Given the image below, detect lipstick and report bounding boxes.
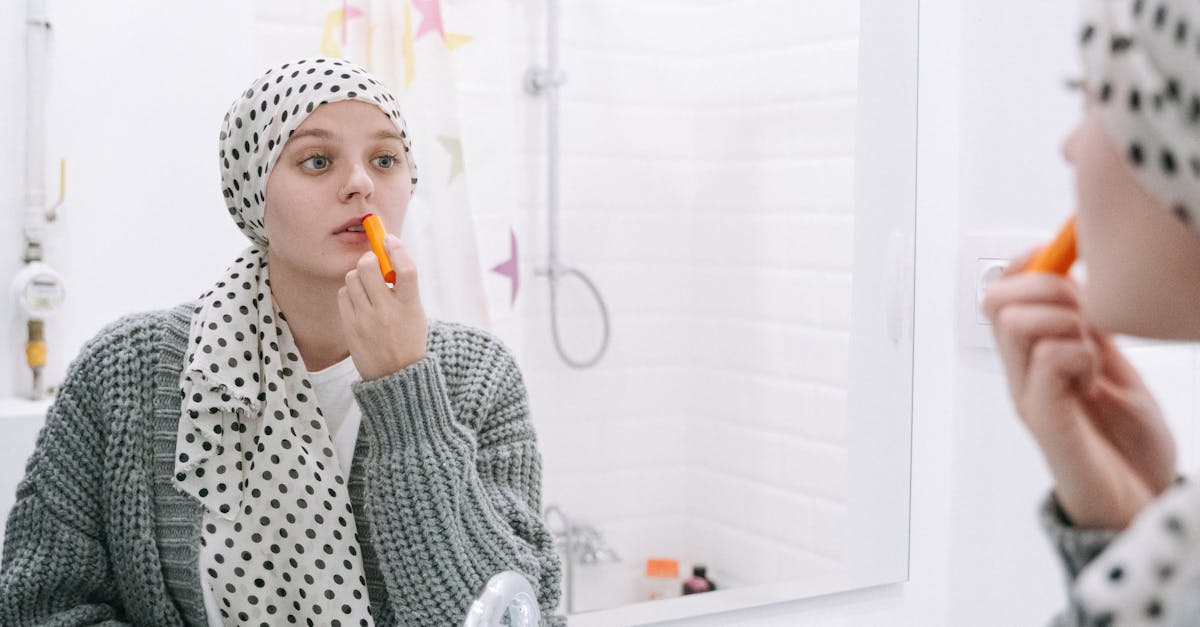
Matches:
[1026,216,1077,276]
[361,214,396,283]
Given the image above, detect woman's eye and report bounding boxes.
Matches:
[374,155,397,169]
[302,155,329,170]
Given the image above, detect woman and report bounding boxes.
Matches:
[984,0,1200,624]
[0,57,562,626]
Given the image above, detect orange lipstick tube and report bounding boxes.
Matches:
[1026,216,1077,276]
[361,214,396,283]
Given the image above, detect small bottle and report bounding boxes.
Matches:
[641,558,679,601]
[681,565,716,595]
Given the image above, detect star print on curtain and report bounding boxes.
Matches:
[317,0,514,329]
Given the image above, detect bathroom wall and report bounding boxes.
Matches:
[1,0,24,395]
[500,0,862,603]
[682,0,859,587]
[2,1,259,399]
[511,4,699,605]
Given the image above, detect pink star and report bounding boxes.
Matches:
[412,0,445,40]
[341,1,364,46]
[490,230,520,307]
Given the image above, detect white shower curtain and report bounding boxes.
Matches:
[316,0,526,332]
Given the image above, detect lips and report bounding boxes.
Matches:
[334,217,369,234]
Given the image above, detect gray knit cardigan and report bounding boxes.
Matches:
[0,303,564,626]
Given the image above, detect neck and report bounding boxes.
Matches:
[266,256,349,372]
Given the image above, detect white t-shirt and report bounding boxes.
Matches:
[201,356,363,626]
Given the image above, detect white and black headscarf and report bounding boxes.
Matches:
[1079,0,1200,227]
[1072,3,1200,624]
[171,57,416,626]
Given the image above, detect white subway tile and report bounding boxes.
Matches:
[808,501,848,560]
[779,439,849,501]
[695,0,860,52]
[699,101,857,160]
[811,386,849,442]
[823,38,861,96]
[557,102,696,161]
[562,48,696,107]
[688,213,856,271]
[693,160,853,214]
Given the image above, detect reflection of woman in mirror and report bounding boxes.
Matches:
[985,1,1200,623]
[0,58,562,626]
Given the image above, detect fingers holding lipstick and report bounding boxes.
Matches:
[381,235,420,301]
[340,235,428,380]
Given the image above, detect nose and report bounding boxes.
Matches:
[340,163,374,202]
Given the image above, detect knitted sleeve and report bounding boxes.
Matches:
[1040,491,1119,627]
[352,331,564,626]
[0,342,131,626]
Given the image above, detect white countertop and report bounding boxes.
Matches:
[0,397,53,420]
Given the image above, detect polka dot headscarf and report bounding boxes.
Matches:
[1080,0,1200,227]
[172,58,417,625]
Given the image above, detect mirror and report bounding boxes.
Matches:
[0,0,915,623]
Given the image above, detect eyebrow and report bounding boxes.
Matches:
[373,130,406,142]
[287,128,333,141]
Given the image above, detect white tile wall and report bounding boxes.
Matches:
[511,0,861,604]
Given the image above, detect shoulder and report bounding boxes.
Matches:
[58,303,194,400]
[22,305,195,517]
[426,320,528,424]
[72,303,194,370]
[427,319,520,374]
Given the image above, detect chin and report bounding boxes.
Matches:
[1083,283,1200,341]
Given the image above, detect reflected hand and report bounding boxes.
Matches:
[338,233,428,381]
[982,249,1176,530]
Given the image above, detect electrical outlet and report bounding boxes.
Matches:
[959,230,1046,348]
[975,258,1009,324]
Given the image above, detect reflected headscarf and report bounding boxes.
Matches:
[1079,0,1200,227]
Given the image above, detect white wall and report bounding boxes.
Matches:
[1,0,26,395]
[685,0,858,588]
[508,0,861,608]
[3,0,259,399]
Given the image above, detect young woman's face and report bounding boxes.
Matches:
[263,100,413,285]
[1065,107,1200,339]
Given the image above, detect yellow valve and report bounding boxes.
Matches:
[26,341,47,368]
[26,319,46,367]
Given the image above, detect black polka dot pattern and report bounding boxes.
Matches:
[217,57,418,247]
[1070,479,1200,624]
[1079,0,1200,230]
[173,57,404,624]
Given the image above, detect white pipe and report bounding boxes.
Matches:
[24,0,50,258]
[545,0,560,270]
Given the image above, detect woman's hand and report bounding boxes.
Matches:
[982,249,1177,530]
[338,233,428,381]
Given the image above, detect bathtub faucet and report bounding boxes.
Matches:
[543,504,620,613]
